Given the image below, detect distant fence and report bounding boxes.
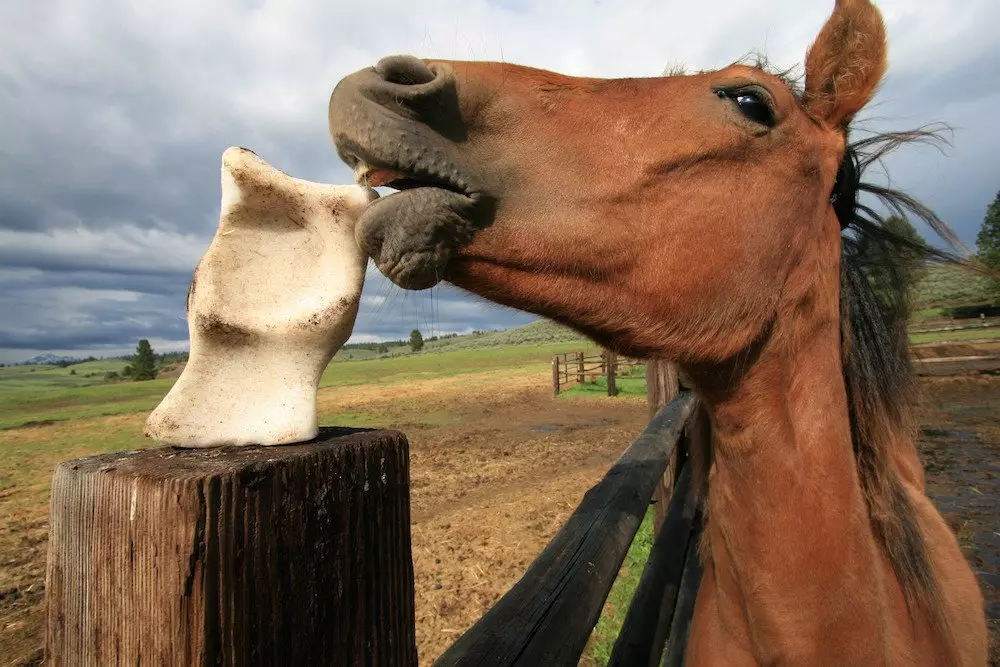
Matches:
[551,350,646,396]
[909,318,1000,335]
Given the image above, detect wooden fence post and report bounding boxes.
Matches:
[553,356,561,396]
[577,352,585,385]
[606,351,618,397]
[45,428,417,667]
[647,359,680,536]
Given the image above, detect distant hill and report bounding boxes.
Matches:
[24,353,82,366]
[332,319,588,361]
[425,319,586,351]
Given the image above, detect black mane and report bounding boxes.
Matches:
[834,127,974,635]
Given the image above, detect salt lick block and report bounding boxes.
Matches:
[145,148,376,447]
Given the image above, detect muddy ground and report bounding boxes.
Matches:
[915,374,1000,663]
[1,366,998,665]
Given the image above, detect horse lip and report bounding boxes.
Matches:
[331,75,476,198]
[337,136,474,199]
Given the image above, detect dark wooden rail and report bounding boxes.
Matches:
[434,392,697,667]
[662,510,704,667]
[608,463,698,667]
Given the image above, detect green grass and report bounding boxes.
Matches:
[560,368,648,399]
[913,307,947,321]
[0,341,589,430]
[588,509,656,665]
[909,328,1000,345]
[319,341,590,388]
[0,359,130,394]
[0,416,151,509]
[913,266,996,312]
[0,378,176,429]
[423,320,586,351]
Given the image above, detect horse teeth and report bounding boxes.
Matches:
[354,162,373,186]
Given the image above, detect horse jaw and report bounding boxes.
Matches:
[144,148,375,447]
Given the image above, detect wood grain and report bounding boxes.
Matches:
[646,359,681,536]
[45,427,416,666]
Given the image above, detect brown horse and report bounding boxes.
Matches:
[329,0,988,663]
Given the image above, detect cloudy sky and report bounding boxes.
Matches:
[1,0,998,363]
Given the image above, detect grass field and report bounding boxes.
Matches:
[909,328,1000,345]
[561,372,648,399]
[913,266,997,312]
[0,359,129,393]
[0,341,594,431]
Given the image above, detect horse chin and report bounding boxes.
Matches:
[355,185,494,290]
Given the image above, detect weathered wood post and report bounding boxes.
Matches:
[552,355,561,396]
[647,359,680,535]
[577,352,585,385]
[45,427,417,666]
[606,351,618,397]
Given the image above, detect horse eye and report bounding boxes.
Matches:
[732,91,775,127]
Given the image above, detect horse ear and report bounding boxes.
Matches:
[804,0,887,129]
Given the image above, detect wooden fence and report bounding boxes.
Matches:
[552,350,647,396]
[45,364,702,666]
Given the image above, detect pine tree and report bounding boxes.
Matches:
[976,191,1000,269]
[132,339,158,381]
[409,329,424,353]
[976,190,1000,302]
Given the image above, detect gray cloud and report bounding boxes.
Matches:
[1,0,997,363]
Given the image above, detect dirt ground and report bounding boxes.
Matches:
[313,372,651,664]
[1,365,998,665]
[915,373,1000,664]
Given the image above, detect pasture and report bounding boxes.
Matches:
[2,337,999,665]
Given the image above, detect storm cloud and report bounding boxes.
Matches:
[1,0,997,362]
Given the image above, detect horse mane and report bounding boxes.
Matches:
[834,127,976,634]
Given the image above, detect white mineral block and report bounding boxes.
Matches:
[144,147,376,447]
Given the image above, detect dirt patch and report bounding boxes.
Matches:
[911,343,992,360]
[155,361,186,379]
[915,375,1000,664]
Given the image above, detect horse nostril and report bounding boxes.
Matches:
[375,55,435,86]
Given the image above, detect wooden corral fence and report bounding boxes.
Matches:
[552,349,647,396]
[45,362,703,666]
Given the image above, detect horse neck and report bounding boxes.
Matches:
[686,235,898,660]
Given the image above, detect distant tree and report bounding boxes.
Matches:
[976,190,1000,301]
[104,371,120,383]
[409,329,424,353]
[122,365,135,378]
[132,339,158,381]
[376,344,389,354]
[69,369,76,375]
[856,215,927,303]
[976,191,1000,269]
